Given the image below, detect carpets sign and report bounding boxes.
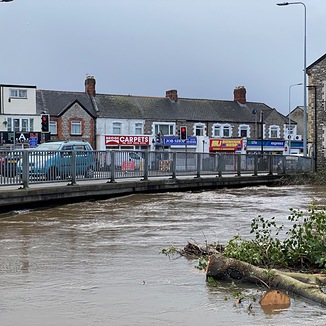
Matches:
[105,135,150,146]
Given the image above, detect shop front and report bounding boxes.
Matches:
[161,136,197,151]
[209,138,243,153]
[104,135,150,150]
[0,131,50,148]
[243,139,286,155]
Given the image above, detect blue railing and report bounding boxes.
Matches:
[0,149,313,188]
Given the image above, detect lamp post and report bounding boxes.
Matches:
[307,85,318,172]
[260,110,264,155]
[288,83,302,154]
[277,2,307,157]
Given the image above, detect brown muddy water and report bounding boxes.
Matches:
[0,185,325,326]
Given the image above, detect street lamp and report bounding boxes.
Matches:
[288,82,302,154]
[307,85,319,172]
[277,2,307,156]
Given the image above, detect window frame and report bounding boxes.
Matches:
[70,120,82,135]
[238,124,250,138]
[50,120,57,135]
[222,124,232,138]
[9,89,28,99]
[195,123,205,136]
[112,122,122,135]
[154,123,174,136]
[269,125,280,139]
[134,122,143,135]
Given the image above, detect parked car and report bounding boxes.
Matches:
[16,141,95,180]
[105,151,144,170]
[0,151,23,177]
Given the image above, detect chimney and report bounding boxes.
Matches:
[233,86,246,104]
[166,89,178,102]
[85,75,96,96]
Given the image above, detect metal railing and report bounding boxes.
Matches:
[0,149,313,188]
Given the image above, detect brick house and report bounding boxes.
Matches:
[307,53,326,170]
[36,78,98,149]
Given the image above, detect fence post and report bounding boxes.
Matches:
[142,151,149,181]
[107,151,116,183]
[68,151,77,185]
[281,156,286,174]
[171,152,177,179]
[268,154,273,175]
[196,153,201,178]
[21,150,29,189]
[236,154,241,176]
[218,153,223,177]
[253,155,258,176]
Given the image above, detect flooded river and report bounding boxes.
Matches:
[0,185,325,325]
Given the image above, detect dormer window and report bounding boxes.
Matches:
[9,89,27,99]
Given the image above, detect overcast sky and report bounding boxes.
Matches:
[0,0,325,115]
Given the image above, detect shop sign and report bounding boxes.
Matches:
[163,136,197,146]
[105,135,150,146]
[210,139,242,151]
[247,140,285,147]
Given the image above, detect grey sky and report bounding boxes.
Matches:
[0,0,325,115]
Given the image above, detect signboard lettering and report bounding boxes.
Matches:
[105,135,150,146]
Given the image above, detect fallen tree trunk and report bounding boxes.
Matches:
[206,253,326,307]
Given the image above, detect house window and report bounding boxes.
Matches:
[269,125,280,138]
[14,119,20,132]
[6,118,34,132]
[195,123,205,136]
[30,118,34,132]
[10,89,27,99]
[71,120,82,135]
[135,123,143,135]
[50,121,57,135]
[154,123,174,136]
[223,124,232,137]
[213,124,222,137]
[113,122,122,134]
[239,124,250,138]
[22,119,28,132]
[7,118,12,131]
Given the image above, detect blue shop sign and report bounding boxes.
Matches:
[289,140,303,148]
[163,136,197,146]
[247,140,285,147]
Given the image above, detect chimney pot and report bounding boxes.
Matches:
[85,75,96,96]
[166,89,178,102]
[234,86,246,104]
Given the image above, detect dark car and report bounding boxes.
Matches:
[0,151,22,177]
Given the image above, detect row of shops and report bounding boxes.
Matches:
[102,135,304,155]
[0,132,303,155]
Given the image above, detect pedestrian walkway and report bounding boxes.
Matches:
[0,173,281,214]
